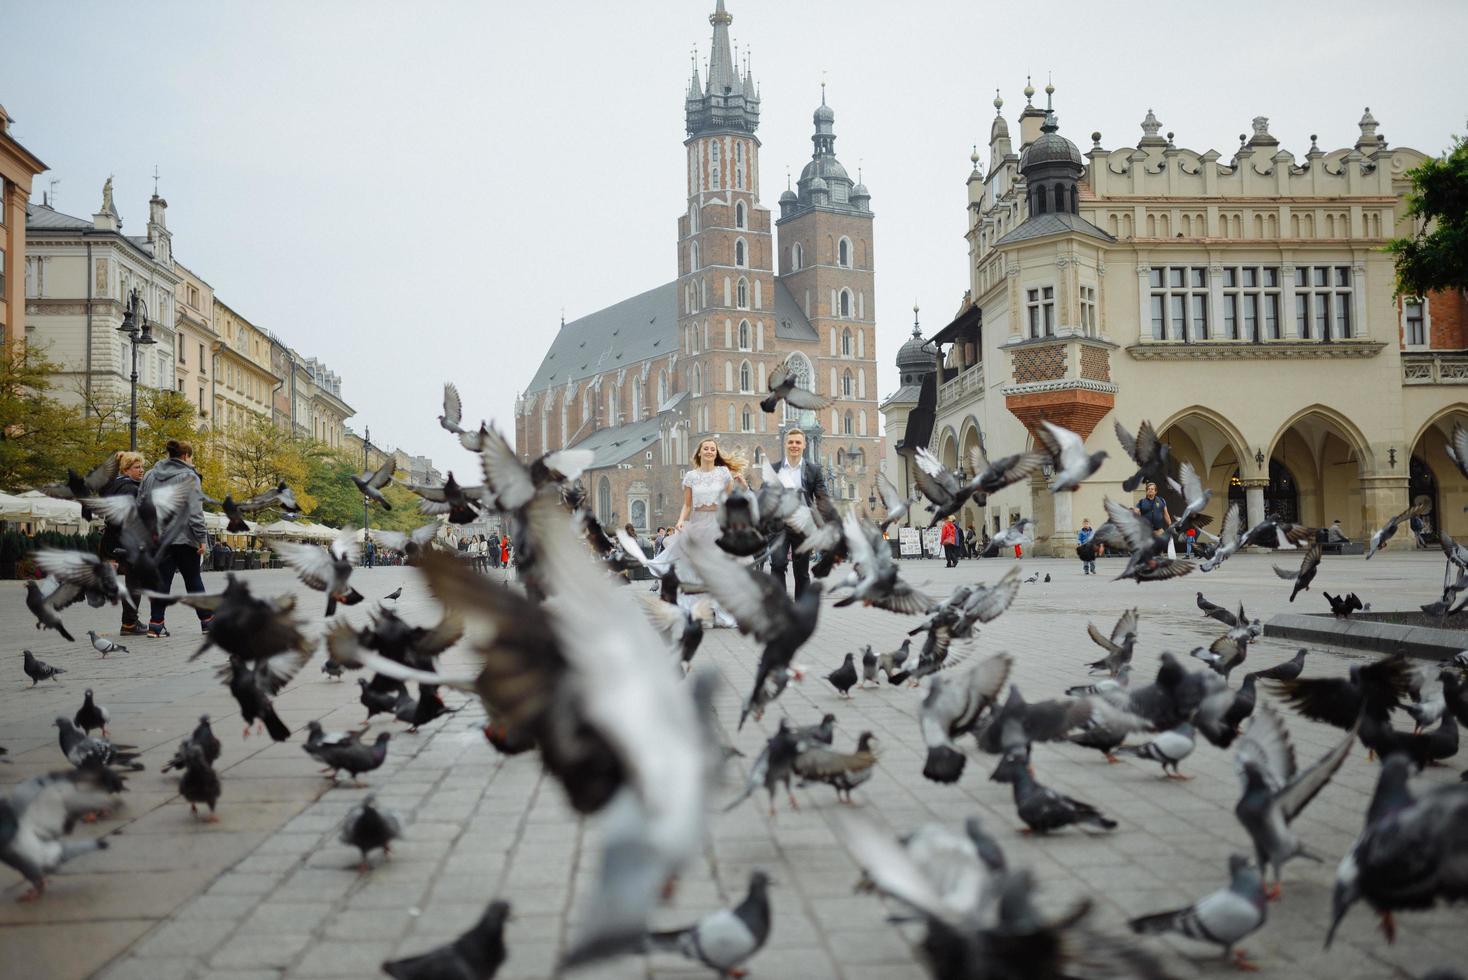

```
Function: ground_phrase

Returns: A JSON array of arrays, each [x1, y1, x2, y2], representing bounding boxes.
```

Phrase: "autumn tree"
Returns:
[[1388, 133, 1468, 295], [0, 343, 116, 489]]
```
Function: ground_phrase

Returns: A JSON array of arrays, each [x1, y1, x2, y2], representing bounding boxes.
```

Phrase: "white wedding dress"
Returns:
[[652, 466, 739, 627]]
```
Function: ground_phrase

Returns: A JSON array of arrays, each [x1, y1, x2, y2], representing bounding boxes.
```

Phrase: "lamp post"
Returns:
[[362, 426, 373, 563], [116, 288, 157, 451]]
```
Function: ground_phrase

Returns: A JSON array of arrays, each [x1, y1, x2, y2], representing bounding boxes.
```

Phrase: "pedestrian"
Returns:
[[141, 440, 211, 637], [624, 523, 642, 555], [941, 515, 960, 568], [500, 535, 511, 571], [964, 523, 977, 559], [654, 526, 667, 555], [1327, 519, 1349, 544], [100, 450, 146, 635], [1132, 482, 1172, 544], [366, 538, 377, 568], [764, 428, 828, 598], [1184, 526, 1197, 557], [1076, 518, 1097, 575]]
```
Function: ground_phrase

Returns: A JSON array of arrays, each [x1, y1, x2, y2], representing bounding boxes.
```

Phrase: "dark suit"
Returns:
[[767, 458, 830, 598]]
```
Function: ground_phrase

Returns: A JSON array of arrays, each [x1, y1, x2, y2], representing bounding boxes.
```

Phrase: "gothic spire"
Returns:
[[706, 0, 737, 96]]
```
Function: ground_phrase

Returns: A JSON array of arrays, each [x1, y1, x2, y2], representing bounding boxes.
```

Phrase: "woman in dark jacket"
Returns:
[[101, 451, 146, 634], [139, 440, 211, 638]]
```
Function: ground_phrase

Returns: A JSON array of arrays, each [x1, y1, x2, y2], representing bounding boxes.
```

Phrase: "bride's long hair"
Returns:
[[690, 436, 746, 477]]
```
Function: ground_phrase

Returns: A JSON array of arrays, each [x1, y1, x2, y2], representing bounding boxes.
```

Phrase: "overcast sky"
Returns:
[[5, 0, 1465, 467]]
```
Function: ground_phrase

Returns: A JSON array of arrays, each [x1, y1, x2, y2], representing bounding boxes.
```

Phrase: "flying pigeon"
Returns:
[[1035, 419, 1108, 492], [1114, 419, 1180, 493], [437, 381, 466, 436], [1199, 503, 1243, 572], [278, 527, 364, 616], [871, 471, 919, 531], [353, 456, 397, 509], [1366, 499, 1430, 559], [760, 353, 833, 414], [25, 579, 81, 642], [919, 654, 1013, 783], [1272, 542, 1322, 602], [1085, 608, 1138, 677], [38, 453, 121, 519], [1324, 591, 1364, 618]]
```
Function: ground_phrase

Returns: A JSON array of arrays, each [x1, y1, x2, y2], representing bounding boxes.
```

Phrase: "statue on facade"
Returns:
[[101, 175, 115, 215]]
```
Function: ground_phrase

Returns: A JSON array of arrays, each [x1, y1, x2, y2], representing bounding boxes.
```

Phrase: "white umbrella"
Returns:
[[13, 490, 85, 522]]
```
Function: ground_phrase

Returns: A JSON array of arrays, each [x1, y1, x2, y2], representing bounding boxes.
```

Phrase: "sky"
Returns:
[[5, 0, 1466, 468]]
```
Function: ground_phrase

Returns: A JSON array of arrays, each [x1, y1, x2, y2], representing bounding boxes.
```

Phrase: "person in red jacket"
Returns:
[[940, 515, 960, 568]]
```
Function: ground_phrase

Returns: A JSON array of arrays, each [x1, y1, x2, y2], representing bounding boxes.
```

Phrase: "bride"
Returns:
[[653, 436, 748, 623]]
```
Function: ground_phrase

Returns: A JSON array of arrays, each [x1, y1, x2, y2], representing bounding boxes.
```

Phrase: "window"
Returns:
[[838, 238, 851, 267], [839, 289, 852, 318], [1148, 266, 1209, 341], [737, 277, 748, 309], [709, 141, 721, 187], [739, 360, 752, 392], [843, 411, 854, 435], [658, 370, 669, 405], [694, 365, 702, 395], [735, 201, 746, 229], [178, 343, 186, 364], [735, 239, 746, 267], [738, 320, 750, 350], [734, 142, 745, 189], [1217, 266, 1280, 341], [1080, 286, 1098, 336], [1405, 298, 1426, 346], [842, 369, 854, 397], [841, 328, 852, 357], [783, 353, 815, 421], [792, 243, 803, 270], [1026, 286, 1056, 339], [741, 405, 752, 431], [690, 241, 699, 271], [753, 446, 764, 465], [1295, 265, 1352, 340]]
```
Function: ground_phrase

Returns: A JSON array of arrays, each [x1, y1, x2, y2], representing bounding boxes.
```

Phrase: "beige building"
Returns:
[[210, 297, 281, 434], [173, 261, 217, 421], [24, 182, 181, 413], [883, 86, 1466, 553], [1, 104, 46, 350]]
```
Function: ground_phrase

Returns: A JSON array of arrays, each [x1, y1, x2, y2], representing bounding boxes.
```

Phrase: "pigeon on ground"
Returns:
[[1222, 673, 1259, 736], [1360, 714, 1453, 771], [340, 795, 402, 870], [920, 655, 1013, 783], [1043, 573, 1050, 583], [1366, 499, 1430, 559], [826, 652, 859, 698], [1117, 723, 1196, 779], [1035, 419, 1108, 492], [889, 622, 960, 688], [723, 717, 832, 816], [1130, 854, 1267, 970], [991, 748, 1118, 834], [1199, 503, 1243, 572], [278, 527, 364, 617], [321, 658, 345, 680], [1086, 608, 1138, 677], [86, 631, 128, 657], [383, 587, 402, 601], [162, 715, 221, 773], [860, 646, 880, 688], [358, 677, 402, 724], [1405, 665, 1448, 732], [1115, 419, 1180, 494], [792, 731, 880, 804], [1273, 542, 1322, 602], [1326, 754, 1468, 946], [1324, 591, 1365, 618], [54, 718, 144, 772], [73, 690, 110, 737], [1065, 666, 1131, 700], [179, 742, 222, 822], [24, 579, 81, 642], [686, 543, 822, 729], [1023, 573, 1039, 586], [383, 898, 510, 980], [877, 639, 910, 681], [23, 651, 66, 687], [1249, 650, 1307, 684], [645, 871, 772, 977], [761, 353, 833, 415], [1196, 591, 1236, 625], [403, 685, 457, 733], [313, 731, 390, 784], [353, 456, 397, 509], [1234, 705, 1357, 896], [1191, 626, 1249, 680], [0, 768, 115, 901]]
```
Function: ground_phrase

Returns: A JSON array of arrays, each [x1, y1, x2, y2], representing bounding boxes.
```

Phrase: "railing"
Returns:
[[938, 364, 985, 407], [1402, 351, 1468, 385]]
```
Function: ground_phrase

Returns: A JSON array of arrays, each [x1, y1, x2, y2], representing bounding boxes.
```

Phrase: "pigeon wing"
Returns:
[[962, 565, 1022, 624], [276, 542, 336, 592], [1234, 704, 1297, 793], [1276, 719, 1358, 822], [1110, 608, 1139, 646], [441, 382, 463, 429], [686, 545, 790, 643], [1113, 419, 1140, 463], [479, 425, 538, 511], [1104, 497, 1156, 552], [783, 385, 832, 411]]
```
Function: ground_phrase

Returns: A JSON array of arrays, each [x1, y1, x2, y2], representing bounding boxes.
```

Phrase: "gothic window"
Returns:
[[582, 390, 592, 424], [841, 328, 852, 357], [691, 241, 699, 271], [607, 387, 616, 426], [742, 405, 752, 432], [596, 477, 612, 524], [842, 369, 854, 397], [631, 384, 642, 420], [838, 237, 851, 268], [739, 360, 752, 392], [735, 201, 746, 229], [657, 370, 669, 405], [1053, 184, 1066, 213], [836, 449, 844, 466], [839, 289, 852, 318], [694, 364, 702, 395], [738, 320, 750, 350], [783, 352, 815, 421], [735, 238, 746, 267], [735, 142, 746, 189], [753, 446, 764, 465], [843, 411, 854, 435], [737, 278, 748, 309], [709, 141, 721, 187], [792, 242, 803, 270]]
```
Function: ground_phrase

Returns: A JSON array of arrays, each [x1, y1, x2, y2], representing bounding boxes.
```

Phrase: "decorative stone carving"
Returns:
[[1126, 340, 1386, 361]]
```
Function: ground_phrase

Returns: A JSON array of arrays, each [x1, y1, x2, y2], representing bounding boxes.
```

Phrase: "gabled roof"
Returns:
[[994, 211, 1115, 247], [568, 414, 666, 469], [523, 278, 817, 396], [26, 202, 92, 231]]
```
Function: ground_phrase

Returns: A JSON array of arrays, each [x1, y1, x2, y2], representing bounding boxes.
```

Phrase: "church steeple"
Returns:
[[685, 0, 760, 137], [782, 89, 867, 219]]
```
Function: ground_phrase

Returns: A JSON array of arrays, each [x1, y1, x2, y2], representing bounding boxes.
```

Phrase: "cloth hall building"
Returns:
[[515, 0, 883, 532], [881, 84, 1468, 555]]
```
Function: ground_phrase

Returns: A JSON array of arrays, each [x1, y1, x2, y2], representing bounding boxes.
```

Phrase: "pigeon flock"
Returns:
[[4, 389, 1468, 979]]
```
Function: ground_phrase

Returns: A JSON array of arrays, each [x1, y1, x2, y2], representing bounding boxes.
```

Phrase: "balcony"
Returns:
[[1001, 334, 1118, 441], [938, 364, 985, 409], [1402, 351, 1468, 385]]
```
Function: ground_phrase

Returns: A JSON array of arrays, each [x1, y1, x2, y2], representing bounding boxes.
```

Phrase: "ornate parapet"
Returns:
[[1001, 335, 1117, 440], [1402, 351, 1468, 385], [938, 363, 985, 409], [1126, 339, 1386, 361]]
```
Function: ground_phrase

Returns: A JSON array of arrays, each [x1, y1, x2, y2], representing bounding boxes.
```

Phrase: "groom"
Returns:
[[768, 427, 830, 598]]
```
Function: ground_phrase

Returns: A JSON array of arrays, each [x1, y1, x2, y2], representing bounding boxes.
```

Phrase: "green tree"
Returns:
[[0, 343, 114, 489], [223, 415, 319, 512], [137, 389, 205, 467], [1387, 133, 1468, 295], [301, 448, 424, 531]]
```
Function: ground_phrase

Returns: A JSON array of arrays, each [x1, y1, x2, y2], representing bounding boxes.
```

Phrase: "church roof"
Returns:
[[568, 413, 666, 469], [994, 210, 1114, 247], [523, 278, 817, 396]]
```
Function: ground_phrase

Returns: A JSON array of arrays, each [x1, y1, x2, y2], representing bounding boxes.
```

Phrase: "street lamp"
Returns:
[[116, 288, 157, 451], [362, 425, 374, 564]]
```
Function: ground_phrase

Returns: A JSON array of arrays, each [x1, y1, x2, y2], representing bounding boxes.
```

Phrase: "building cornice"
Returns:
[[1001, 377, 1120, 397], [1126, 340, 1387, 361]]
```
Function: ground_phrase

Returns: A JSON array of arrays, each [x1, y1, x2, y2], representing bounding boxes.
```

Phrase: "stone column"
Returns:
[[1280, 264, 1298, 339], [1360, 473, 1411, 548], [1050, 488, 1075, 557], [1240, 479, 1269, 531], [1137, 265, 1152, 341]]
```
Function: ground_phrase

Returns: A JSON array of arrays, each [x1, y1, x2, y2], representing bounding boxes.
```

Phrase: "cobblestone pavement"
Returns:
[[2, 549, 1465, 980]]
